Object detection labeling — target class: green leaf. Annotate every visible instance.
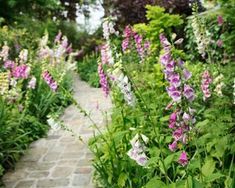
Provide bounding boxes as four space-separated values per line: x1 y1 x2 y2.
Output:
201 158 215 177
160 115 169 122
117 172 128 188
164 153 176 170
146 156 159 166
205 173 224 183
186 176 204 188
195 119 210 129
145 178 166 188
113 130 129 143
224 176 233 188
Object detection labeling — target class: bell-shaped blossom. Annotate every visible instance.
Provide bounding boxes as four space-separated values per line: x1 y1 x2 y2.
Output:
160 53 171 66
127 134 148 166
173 128 183 141
169 112 177 128
28 76 37 89
182 112 191 123
169 73 181 87
167 85 181 102
123 25 133 38
61 36 69 49
169 141 177 152
19 49 28 63
178 151 188 166
54 30 62 43
183 69 192 80
183 84 195 102
116 74 135 106
0 43 10 61
165 61 175 73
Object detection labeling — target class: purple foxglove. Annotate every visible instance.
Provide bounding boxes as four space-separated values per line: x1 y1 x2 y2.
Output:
183 84 195 102
170 91 181 102
169 73 181 87
173 128 183 141
167 85 181 102
169 141 177 152
42 71 58 92
170 112 177 123
182 112 191 122
160 53 171 66
165 61 175 73
98 64 109 97
54 30 62 43
177 59 185 68
183 69 192 80
178 151 188 166
160 34 171 47
217 15 224 26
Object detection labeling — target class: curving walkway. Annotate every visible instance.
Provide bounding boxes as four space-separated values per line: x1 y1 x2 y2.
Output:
2 74 112 188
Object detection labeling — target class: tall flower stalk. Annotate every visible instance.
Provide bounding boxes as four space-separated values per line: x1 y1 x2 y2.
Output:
99 18 136 106
121 25 150 62
160 33 196 166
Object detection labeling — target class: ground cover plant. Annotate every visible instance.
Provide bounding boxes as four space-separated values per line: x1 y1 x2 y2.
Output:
89 4 235 188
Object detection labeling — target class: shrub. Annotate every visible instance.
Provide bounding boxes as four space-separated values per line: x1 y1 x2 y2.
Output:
77 52 100 88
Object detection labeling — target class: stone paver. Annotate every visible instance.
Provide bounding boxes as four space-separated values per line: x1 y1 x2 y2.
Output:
2 74 112 188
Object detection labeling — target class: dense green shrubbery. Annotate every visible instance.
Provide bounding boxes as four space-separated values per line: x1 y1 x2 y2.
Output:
77 52 100 87
89 5 235 188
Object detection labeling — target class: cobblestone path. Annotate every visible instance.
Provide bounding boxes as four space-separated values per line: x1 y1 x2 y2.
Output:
2 75 112 188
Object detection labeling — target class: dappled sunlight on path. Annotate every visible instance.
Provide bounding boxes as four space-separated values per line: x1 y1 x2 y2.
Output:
2 74 112 188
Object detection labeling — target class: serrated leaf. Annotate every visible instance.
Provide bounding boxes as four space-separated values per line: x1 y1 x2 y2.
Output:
202 158 215 177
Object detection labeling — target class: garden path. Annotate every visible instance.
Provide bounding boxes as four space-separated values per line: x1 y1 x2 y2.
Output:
2 74 112 188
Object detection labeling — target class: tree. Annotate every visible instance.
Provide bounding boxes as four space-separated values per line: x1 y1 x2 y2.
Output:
102 0 204 27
